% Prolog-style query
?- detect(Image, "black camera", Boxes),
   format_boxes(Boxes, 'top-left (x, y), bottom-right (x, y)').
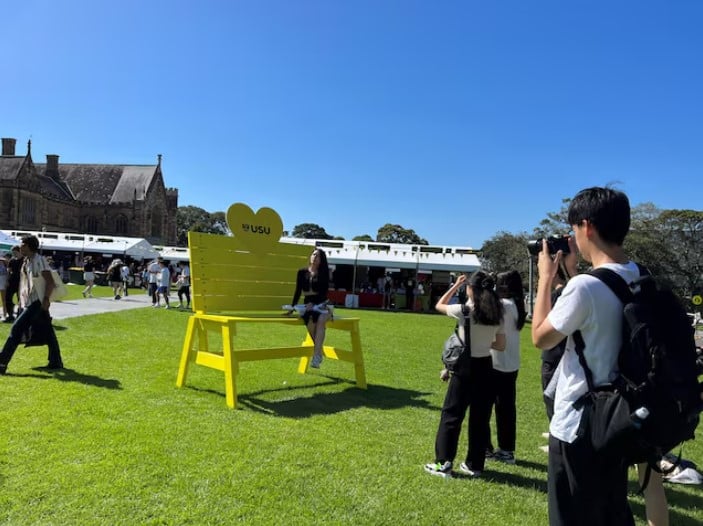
top-left (527, 235), bottom-right (570, 256)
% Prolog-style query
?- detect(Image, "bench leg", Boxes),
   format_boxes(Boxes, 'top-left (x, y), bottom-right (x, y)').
top-left (351, 323), bottom-right (367, 389)
top-left (176, 316), bottom-right (198, 387)
top-left (222, 324), bottom-right (238, 409)
top-left (297, 332), bottom-right (315, 373)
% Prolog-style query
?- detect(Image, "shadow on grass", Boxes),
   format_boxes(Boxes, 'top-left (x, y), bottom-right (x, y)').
top-left (234, 379), bottom-right (439, 417)
top-left (28, 366), bottom-right (123, 390)
top-left (453, 469), bottom-right (549, 493)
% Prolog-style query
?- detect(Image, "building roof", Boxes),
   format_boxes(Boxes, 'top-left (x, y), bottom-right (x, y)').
top-left (35, 163), bottom-right (158, 204)
top-left (0, 156), bottom-right (25, 180)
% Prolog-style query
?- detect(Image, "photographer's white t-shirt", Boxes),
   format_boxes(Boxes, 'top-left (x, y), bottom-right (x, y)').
top-left (547, 261), bottom-right (640, 443)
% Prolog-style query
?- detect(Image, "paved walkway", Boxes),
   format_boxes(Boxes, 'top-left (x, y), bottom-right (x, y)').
top-left (49, 289), bottom-right (158, 320)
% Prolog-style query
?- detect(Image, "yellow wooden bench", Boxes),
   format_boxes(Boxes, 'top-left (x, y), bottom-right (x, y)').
top-left (175, 203), bottom-right (367, 408)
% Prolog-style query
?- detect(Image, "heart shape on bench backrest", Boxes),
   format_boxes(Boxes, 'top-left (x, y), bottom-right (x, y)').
top-left (227, 203), bottom-right (284, 251)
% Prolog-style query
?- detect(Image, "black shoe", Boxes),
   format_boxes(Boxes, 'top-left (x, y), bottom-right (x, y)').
top-left (3, 318), bottom-right (13, 323)
top-left (38, 363), bottom-right (64, 371)
top-left (0, 363), bottom-right (7, 375)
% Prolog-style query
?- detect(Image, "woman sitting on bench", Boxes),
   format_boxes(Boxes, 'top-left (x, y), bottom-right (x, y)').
top-left (290, 248), bottom-right (330, 368)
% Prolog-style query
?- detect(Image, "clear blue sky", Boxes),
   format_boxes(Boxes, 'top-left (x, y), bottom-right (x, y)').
top-left (3, 1), bottom-right (701, 248)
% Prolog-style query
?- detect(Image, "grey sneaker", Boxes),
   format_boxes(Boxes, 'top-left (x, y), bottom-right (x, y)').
top-left (424, 461), bottom-right (452, 478)
top-left (310, 354), bottom-right (323, 368)
top-left (493, 449), bottom-right (516, 465)
top-left (458, 462), bottom-right (482, 478)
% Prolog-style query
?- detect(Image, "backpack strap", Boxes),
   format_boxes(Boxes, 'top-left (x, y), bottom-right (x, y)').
top-left (461, 304), bottom-right (472, 357)
top-left (573, 265), bottom-right (642, 393)
top-left (587, 267), bottom-right (635, 305)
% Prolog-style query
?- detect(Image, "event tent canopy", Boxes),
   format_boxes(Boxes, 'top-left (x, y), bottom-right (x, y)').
top-left (0, 231), bottom-right (20, 253)
top-left (1, 230), bottom-right (159, 260)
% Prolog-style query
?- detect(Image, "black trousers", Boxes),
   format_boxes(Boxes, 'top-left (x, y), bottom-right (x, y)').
top-left (177, 285), bottom-right (190, 305)
top-left (542, 359), bottom-right (560, 422)
top-left (548, 434), bottom-right (634, 526)
top-left (4, 281), bottom-right (19, 319)
top-left (0, 300), bottom-right (62, 369)
top-left (488, 369), bottom-right (518, 452)
top-left (434, 356), bottom-right (493, 471)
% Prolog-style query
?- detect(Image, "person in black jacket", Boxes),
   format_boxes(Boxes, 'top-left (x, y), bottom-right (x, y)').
top-left (4, 246), bottom-right (23, 322)
top-left (290, 248), bottom-right (330, 368)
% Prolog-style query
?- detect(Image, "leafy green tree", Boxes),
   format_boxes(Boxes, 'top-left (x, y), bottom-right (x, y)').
top-left (353, 234), bottom-right (374, 242)
top-left (533, 197), bottom-right (571, 238)
top-left (291, 223), bottom-right (333, 239)
top-left (176, 206), bottom-right (229, 246)
top-left (376, 224), bottom-right (428, 245)
top-left (479, 231), bottom-right (531, 281)
top-left (651, 209), bottom-right (703, 297)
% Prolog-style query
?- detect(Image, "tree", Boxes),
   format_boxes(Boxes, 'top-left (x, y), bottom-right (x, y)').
top-left (648, 209), bottom-right (703, 297)
top-left (176, 206), bottom-right (229, 246)
top-left (376, 224), bottom-right (428, 245)
top-left (533, 197), bottom-right (571, 238)
top-left (353, 234), bottom-right (374, 242)
top-left (291, 223), bottom-right (333, 240)
top-left (479, 231), bottom-right (531, 283)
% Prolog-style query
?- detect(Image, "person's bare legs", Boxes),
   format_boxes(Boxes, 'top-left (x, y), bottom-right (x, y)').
top-left (639, 463), bottom-right (669, 526)
top-left (311, 313), bottom-right (328, 367)
top-left (304, 312), bottom-right (327, 368)
top-left (83, 279), bottom-right (95, 297)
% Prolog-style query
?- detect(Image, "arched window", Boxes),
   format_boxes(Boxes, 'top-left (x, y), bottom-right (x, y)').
top-left (20, 197), bottom-right (37, 225)
top-left (151, 208), bottom-right (162, 238)
top-left (115, 214), bottom-right (128, 235)
top-left (82, 215), bottom-right (98, 233)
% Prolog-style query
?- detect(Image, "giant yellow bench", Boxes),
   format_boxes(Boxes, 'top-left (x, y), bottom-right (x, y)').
top-left (176, 203), bottom-right (367, 408)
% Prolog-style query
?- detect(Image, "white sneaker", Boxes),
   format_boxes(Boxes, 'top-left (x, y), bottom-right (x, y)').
top-left (424, 461), bottom-right (452, 478)
top-left (458, 462), bottom-right (482, 478)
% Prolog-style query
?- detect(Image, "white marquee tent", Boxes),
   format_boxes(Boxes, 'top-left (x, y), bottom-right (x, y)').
top-left (1, 230), bottom-right (159, 260)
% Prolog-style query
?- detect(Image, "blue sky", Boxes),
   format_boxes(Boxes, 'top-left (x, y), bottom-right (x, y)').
top-left (2, 1), bottom-right (701, 248)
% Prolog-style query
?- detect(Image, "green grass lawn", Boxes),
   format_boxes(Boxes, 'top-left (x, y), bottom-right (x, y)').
top-left (0, 305), bottom-right (702, 525)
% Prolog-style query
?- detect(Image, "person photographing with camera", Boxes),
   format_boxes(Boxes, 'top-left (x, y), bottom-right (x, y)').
top-left (531, 187), bottom-right (661, 526)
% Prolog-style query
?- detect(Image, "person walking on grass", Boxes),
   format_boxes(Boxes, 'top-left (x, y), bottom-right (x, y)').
top-left (0, 235), bottom-right (63, 375)
top-left (5, 246), bottom-right (23, 321)
top-left (176, 261), bottom-right (190, 309)
top-left (424, 271), bottom-right (505, 479)
top-left (148, 257), bottom-right (161, 306)
top-left (81, 256), bottom-right (96, 298)
top-left (107, 259), bottom-right (123, 300)
top-left (121, 261), bottom-right (130, 297)
top-left (157, 259), bottom-right (171, 309)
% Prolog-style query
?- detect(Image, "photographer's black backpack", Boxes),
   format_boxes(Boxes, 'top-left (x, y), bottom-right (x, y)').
top-left (576, 266), bottom-right (702, 474)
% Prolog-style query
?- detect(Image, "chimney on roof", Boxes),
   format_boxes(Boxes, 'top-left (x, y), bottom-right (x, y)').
top-left (46, 154), bottom-right (59, 172)
top-left (2, 138), bottom-right (17, 156)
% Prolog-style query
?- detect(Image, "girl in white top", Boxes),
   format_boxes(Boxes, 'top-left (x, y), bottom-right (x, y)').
top-left (424, 271), bottom-right (506, 478)
top-left (487, 270), bottom-right (527, 464)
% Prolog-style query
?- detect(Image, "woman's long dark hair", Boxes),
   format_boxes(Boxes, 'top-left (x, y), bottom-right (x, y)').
top-left (497, 270), bottom-right (527, 330)
top-left (313, 248), bottom-right (330, 285)
top-left (468, 270), bottom-right (503, 326)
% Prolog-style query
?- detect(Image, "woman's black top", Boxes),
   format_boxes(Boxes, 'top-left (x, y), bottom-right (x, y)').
top-left (84, 261), bottom-right (95, 272)
top-left (292, 268), bottom-right (328, 306)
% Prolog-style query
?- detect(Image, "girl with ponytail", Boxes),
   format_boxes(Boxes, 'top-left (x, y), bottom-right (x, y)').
top-left (424, 270), bottom-right (505, 478)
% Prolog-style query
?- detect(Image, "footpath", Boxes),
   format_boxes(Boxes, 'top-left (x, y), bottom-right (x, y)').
top-left (49, 288), bottom-right (157, 320)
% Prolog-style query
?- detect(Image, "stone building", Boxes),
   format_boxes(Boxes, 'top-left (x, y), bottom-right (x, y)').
top-left (0, 137), bottom-right (177, 245)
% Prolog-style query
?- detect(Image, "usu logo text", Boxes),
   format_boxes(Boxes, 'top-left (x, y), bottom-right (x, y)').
top-left (242, 223), bottom-right (271, 235)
